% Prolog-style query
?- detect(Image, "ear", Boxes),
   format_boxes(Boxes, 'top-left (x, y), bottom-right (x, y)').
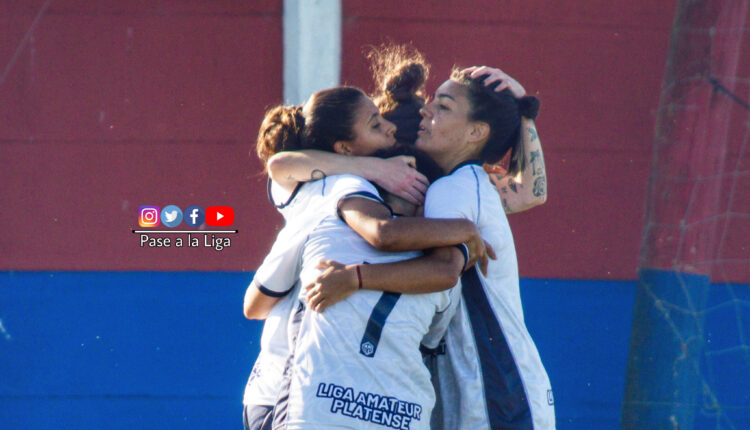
top-left (467, 121), bottom-right (490, 145)
top-left (333, 141), bottom-right (353, 155)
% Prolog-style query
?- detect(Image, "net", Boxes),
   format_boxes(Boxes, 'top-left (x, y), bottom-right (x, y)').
top-left (623, 1), bottom-right (750, 429)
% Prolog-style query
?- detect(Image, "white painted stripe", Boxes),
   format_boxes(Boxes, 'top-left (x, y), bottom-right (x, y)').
top-left (283, 0), bottom-right (342, 105)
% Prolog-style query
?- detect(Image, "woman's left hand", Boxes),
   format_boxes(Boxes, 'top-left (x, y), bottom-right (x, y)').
top-left (304, 259), bottom-right (359, 312)
top-left (461, 66), bottom-right (526, 99)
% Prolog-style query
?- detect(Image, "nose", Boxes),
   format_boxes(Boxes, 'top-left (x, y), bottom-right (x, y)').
top-left (419, 105), bottom-right (432, 119)
top-left (384, 118), bottom-right (396, 136)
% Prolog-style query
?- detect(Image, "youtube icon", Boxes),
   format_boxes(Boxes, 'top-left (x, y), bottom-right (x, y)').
top-left (206, 206), bottom-right (234, 227)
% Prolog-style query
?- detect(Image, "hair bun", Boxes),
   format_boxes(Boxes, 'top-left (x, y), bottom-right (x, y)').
top-left (518, 96), bottom-right (540, 120)
top-left (385, 63), bottom-right (427, 103)
top-left (256, 104), bottom-right (306, 164)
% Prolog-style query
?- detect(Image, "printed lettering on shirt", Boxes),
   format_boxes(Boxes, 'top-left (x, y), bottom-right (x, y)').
top-left (316, 382), bottom-right (423, 429)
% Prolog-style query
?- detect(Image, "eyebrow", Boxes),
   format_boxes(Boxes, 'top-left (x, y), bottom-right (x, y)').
top-left (367, 113), bottom-right (378, 125)
top-left (436, 93), bottom-right (455, 102)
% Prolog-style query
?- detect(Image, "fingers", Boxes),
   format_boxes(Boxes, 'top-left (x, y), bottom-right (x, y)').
top-left (482, 75), bottom-right (503, 86)
top-left (485, 241), bottom-right (497, 260)
top-left (494, 82), bottom-right (511, 93)
top-left (405, 187), bottom-right (426, 206)
top-left (479, 252), bottom-right (489, 276)
top-left (308, 291), bottom-right (326, 312)
top-left (399, 155), bottom-right (417, 169)
top-left (397, 187), bottom-right (423, 206)
top-left (414, 171), bottom-right (429, 189)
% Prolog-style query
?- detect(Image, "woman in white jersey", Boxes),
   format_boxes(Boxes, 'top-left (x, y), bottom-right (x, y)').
top-left (244, 84), bottom-right (493, 430)
top-left (306, 66), bottom-right (556, 429)
top-left (245, 47), bottom-right (549, 429)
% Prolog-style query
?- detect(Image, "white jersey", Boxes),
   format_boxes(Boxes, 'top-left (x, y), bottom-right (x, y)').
top-left (244, 175), bottom-right (382, 407)
top-left (423, 161), bottom-right (555, 430)
top-left (274, 181), bottom-right (451, 430)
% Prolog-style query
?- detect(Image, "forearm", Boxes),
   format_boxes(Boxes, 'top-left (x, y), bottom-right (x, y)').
top-left (267, 150), bottom-right (375, 192)
top-left (492, 118), bottom-right (547, 213)
top-left (346, 213), bottom-right (478, 252)
top-left (243, 282), bottom-right (282, 320)
top-left (358, 247), bottom-right (464, 293)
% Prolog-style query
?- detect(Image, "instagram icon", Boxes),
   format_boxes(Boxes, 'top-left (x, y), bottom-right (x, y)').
top-left (139, 206), bottom-right (160, 227)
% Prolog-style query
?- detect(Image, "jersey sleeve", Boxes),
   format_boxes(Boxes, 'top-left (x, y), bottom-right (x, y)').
top-left (424, 171), bottom-right (479, 222)
top-left (251, 225), bottom-right (306, 296)
top-left (325, 174), bottom-right (382, 205)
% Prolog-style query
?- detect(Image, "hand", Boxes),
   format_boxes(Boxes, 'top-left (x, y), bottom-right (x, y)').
top-left (465, 231), bottom-right (497, 276)
top-left (461, 66), bottom-right (526, 99)
top-left (304, 259), bottom-right (359, 312)
top-left (371, 156), bottom-right (429, 205)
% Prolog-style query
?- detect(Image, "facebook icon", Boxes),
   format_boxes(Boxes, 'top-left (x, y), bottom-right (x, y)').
top-left (183, 205), bottom-right (205, 228)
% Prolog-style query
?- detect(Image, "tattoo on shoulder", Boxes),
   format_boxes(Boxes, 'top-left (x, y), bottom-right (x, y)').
top-left (532, 176), bottom-right (546, 197)
top-left (310, 169), bottom-right (327, 180)
top-left (502, 198), bottom-right (511, 213)
top-left (530, 150), bottom-right (544, 176)
top-left (527, 127), bottom-right (538, 142)
top-left (501, 186), bottom-right (508, 194)
top-left (508, 180), bottom-right (518, 194)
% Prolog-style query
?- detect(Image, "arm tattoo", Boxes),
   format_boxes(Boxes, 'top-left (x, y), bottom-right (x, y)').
top-left (502, 198), bottom-right (511, 213)
top-left (529, 150), bottom-right (544, 176)
top-left (508, 180), bottom-right (518, 194)
top-left (501, 186), bottom-right (508, 194)
top-left (310, 169), bottom-right (327, 180)
top-left (532, 176), bottom-right (546, 197)
top-left (527, 126), bottom-right (538, 142)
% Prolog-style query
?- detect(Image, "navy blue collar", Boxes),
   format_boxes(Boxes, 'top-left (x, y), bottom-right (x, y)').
top-left (449, 159), bottom-right (483, 175)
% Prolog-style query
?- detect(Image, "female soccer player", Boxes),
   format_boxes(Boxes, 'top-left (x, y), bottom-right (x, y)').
top-left (308, 66), bottom-right (556, 429)
top-left (243, 85), bottom-right (491, 430)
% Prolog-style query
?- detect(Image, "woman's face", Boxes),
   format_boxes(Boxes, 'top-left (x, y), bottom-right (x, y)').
top-left (344, 96), bottom-right (397, 156)
top-left (415, 79), bottom-right (474, 163)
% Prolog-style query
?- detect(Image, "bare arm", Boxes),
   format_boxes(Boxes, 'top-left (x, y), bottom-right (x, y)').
top-left (338, 197), bottom-right (494, 272)
top-left (243, 281), bottom-right (282, 320)
top-left (304, 247), bottom-right (465, 312)
top-left (267, 150), bottom-right (429, 205)
top-left (490, 118), bottom-right (547, 214)
top-left (461, 67), bottom-right (548, 214)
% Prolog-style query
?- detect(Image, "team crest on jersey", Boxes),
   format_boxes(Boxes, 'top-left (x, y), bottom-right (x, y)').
top-left (360, 341), bottom-right (375, 357)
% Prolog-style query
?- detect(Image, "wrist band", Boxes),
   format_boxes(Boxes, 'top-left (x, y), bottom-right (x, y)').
top-left (356, 265), bottom-right (363, 289)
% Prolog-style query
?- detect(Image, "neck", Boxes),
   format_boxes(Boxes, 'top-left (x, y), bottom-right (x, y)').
top-left (434, 146), bottom-right (483, 174)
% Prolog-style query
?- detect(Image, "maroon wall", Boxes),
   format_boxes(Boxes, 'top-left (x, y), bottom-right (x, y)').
top-left (1, 1), bottom-right (693, 280)
top-left (342, 1), bottom-right (677, 280)
top-left (1, 0), bottom-right (283, 271)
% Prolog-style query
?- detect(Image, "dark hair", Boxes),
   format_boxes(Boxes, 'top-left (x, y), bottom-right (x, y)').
top-left (450, 68), bottom-right (540, 176)
top-left (371, 144), bottom-right (444, 185)
top-left (367, 44), bottom-right (430, 145)
top-left (256, 86), bottom-right (366, 165)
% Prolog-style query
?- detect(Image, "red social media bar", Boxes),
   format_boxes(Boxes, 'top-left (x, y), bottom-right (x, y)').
top-left (206, 206), bottom-right (234, 227)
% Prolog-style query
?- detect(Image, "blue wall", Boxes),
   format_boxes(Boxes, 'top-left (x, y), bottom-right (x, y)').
top-left (2, 272), bottom-right (740, 429)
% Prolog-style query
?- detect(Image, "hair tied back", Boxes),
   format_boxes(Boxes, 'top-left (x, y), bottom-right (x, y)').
top-left (292, 105), bottom-right (306, 129)
top-left (517, 96), bottom-right (540, 120)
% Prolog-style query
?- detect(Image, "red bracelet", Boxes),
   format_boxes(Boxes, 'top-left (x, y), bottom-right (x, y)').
top-left (356, 265), bottom-right (363, 290)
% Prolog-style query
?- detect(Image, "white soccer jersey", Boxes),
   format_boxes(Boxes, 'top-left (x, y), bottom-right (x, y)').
top-left (274, 185), bottom-right (451, 430)
top-left (423, 161), bottom-right (555, 430)
top-left (244, 175), bottom-right (383, 407)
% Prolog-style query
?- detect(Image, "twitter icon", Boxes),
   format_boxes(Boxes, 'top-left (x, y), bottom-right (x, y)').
top-left (160, 205), bottom-right (183, 227)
